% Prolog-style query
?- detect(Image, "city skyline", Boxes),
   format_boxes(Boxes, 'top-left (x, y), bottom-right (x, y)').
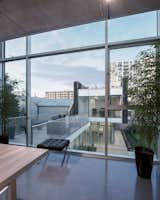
top-left (5, 52), bottom-right (152, 97)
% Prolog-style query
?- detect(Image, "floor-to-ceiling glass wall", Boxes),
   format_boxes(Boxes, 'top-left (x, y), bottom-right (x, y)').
top-left (108, 11), bottom-right (157, 42)
top-left (30, 21), bottom-right (106, 153)
top-left (107, 10), bottom-right (159, 158)
top-left (0, 38), bottom-right (27, 145)
top-left (108, 45), bottom-right (157, 157)
top-left (0, 10), bottom-right (159, 159)
top-left (5, 60), bottom-right (27, 145)
top-left (31, 49), bottom-right (105, 153)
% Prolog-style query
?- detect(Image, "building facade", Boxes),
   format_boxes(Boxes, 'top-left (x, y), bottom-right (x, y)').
top-left (110, 60), bottom-right (135, 88)
top-left (45, 91), bottom-right (74, 100)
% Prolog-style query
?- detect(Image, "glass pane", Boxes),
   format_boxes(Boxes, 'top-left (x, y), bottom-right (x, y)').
top-left (108, 11), bottom-right (157, 42)
top-left (70, 121), bottom-right (105, 152)
top-left (5, 60), bottom-right (26, 145)
top-left (5, 37), bottom-right (26, 58)
top-left (108, 111), bottom-right (122, 118)
top-left (110, 96), bottom-right (122, 105)
top-left (108, 45), bottom-right (159, 158)
top-left (31, 49), bottom-right (105, 154)
top-left (89, 96), bottom-right (105, 117)
top-left (31, 21), bottom-right (105, 54)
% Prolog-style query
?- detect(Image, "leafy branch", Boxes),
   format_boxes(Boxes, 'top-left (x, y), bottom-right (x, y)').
top-left (0, 75), bottom-right (20, 135)
top-left (127, 44), bottom-right (160, 150)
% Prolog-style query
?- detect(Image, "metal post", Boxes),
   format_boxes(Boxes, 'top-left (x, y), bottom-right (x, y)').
top-left (0, 42), bottom-right (5, 82)
top-left (0, 42), bottom-right (5, 135)
top-left (26, 36), bottom-right (32, 146)
top-left (0, 42), bottom-right (5, 87)
top-left (104, 3), bottom-right (110, 156)
top-left (156, 10), bottom-right (160, 160)
top-left (157, 10), bottom-right (160, 37)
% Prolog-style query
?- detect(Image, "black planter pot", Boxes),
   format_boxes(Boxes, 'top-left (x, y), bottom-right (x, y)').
top-left (135, 146), bottom-right (154, 179)
top-left (0, 135), bottom-right (9, 144)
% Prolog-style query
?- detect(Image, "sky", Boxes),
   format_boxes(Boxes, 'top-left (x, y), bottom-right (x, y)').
top-left (5, 11), bottom-right (158, 97)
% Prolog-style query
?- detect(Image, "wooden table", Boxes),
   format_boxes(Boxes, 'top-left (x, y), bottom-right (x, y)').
top-left (0, 144), bottom-right (48, 200)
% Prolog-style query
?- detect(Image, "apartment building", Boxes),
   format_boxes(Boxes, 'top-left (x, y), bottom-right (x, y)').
top-left (45, 91), bottom-right (73, 100)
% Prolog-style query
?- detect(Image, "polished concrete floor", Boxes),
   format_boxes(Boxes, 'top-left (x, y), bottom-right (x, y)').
top-left (17, 153), bottom-right (160, 200)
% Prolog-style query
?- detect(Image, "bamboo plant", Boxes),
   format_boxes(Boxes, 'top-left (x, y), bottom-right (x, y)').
top-left (127, 44), bottom-right (160, 151)
top-left (0, 75), bottom-right (19, 136)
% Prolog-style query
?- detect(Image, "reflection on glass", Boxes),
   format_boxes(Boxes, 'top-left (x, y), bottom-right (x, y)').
top-left (31, 21), bottom-right (105, 53)
top-left (31, 50), bottom-right (105, 153)
top-left (5, 61), bottom-right (26, 145)
top-left (108, 11), bottom-right (157, 42)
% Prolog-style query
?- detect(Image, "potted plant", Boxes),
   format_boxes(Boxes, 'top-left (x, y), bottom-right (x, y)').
top-left (0, 75), bottom-right (20, 144)
top-left (127, 44), bottom-right (160, 179)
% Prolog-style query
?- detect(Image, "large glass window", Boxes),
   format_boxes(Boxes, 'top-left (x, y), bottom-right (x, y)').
top-left (31, 21), bottom-right (105, 54)
top-left (5, 37), bottom-right (26, 58)
top-left (5, 60), bottom-right (26, 145)
top-left (31, 49), bottom-right (105, 153)
top-left (108, 45), bottom-right (159, 158)
top-left (108, 11), bottom-right (157, 42)
top-left (1, 9), bottom-right (160, 159)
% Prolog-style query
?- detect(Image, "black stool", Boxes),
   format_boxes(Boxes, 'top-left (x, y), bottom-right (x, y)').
top-left (37, 139), bottom-right (70, 166)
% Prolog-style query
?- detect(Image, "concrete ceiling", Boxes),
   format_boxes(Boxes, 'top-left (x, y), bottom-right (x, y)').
top-left (0, 0), bottom-right (159, 41)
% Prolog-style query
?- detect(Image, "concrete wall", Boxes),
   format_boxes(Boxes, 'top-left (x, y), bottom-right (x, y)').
top-left (78, 97), bottom-right (89, 116)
